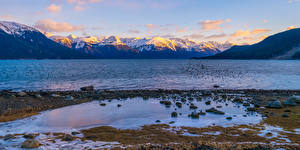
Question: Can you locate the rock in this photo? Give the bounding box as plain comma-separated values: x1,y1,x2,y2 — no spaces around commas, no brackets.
247,107,256,111
50,94,60,98
155,120,161,123
288,96,300,103
189,104,198,109
21,140,41,149
199,110,206,115
117,104,122,107
284,109,291,112
171,112,178,117
80,85,94,91
205,107,225,115
189,112,200,119
63,134,75,141
71,132,80,135
233,98,243,103
169,121,175,124
282,113,289,118
23,134,36,139
100,103,106,106
243,103,250,106
205,101,211,105
175,102,182,108
282,99,297,106
3,134,14,140
34,94,42,99
17,91,26,97
64,96,74,101
226,117,232,120
160,101,171,107
213,84,220,88
216,105,222,108
188,97,194,101
266,100,282,108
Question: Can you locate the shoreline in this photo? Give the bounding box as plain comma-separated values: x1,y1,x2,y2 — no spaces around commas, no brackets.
0,88,299,149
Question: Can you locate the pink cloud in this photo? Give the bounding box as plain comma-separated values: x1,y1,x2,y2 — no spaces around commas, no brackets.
34,19,84,32
46,4,62,13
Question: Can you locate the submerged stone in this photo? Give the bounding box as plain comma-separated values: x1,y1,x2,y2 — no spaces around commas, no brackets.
205,107,225,115
21,140,41,149
175,102,182,108
171,112,178,117
80,85,94,91
266,100,282,108
287,96,300,104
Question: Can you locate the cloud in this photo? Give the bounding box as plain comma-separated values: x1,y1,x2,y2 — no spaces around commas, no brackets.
145,24,161,29
34,19,84,33
128,29,140,34
251,29,271,34
287,26,297,30
175,27,187,33
288,0,300,3
230,28,271,38
198,19,231,31
185,34,204,39
46,4,62,13
204,33,227,39
66,0,103,11
0,14,15,21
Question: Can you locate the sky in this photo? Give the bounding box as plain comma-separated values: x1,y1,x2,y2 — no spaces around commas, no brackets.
0,0,300,44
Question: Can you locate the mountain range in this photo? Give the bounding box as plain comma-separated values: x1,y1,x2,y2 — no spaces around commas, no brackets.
0,21,233,59
204,28,300,59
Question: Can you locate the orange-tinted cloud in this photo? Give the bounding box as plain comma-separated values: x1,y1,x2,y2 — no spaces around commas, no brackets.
66,0,103,11
198,19,231,31
175,27,187,33
0,14,15,21
145,24,161,29
204,33,227,39
46,4,61,13
251,29,271,34
128,29,140,34
287,26,297,30
185,34,204,39
230,28,271,38
34,19,84,32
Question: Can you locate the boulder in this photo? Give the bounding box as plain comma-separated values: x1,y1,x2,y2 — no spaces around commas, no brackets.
3,134,14,140
80,86,94,91
171,112,178,117
288,96,300,103
23,134,36,139
64,96,74,101
63,134,75,141
282,99,297,106
49,94,61,98
205,107,225,115
266,100,282,108
17,91,26,97
21,140,41,149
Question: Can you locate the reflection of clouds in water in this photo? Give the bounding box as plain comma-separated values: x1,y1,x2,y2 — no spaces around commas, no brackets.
0,97,262,135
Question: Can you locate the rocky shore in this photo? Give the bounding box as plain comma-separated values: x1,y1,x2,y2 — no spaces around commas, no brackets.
0,87,300,149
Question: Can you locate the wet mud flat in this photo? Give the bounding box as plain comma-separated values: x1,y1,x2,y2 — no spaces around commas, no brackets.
0,88,300,149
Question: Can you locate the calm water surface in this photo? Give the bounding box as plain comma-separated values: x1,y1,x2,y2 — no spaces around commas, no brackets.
0,59,300,91
0,97,261,135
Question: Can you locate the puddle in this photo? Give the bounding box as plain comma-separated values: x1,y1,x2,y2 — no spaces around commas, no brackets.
0,97,262,135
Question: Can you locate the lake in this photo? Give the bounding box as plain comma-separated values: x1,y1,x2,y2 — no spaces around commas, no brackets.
1,59,300,91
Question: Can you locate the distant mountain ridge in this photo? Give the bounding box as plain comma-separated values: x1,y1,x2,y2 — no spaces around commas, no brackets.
48,34,233,59
0,21,233,59
0,21,89,59
204,28,300,59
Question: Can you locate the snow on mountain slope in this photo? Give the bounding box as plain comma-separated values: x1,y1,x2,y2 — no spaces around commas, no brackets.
0,21,38,36
47,34,233,53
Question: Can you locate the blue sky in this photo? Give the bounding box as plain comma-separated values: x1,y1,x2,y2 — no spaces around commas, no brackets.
0,0,299,44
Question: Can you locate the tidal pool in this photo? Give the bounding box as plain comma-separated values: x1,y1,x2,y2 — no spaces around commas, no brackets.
0,97,262,136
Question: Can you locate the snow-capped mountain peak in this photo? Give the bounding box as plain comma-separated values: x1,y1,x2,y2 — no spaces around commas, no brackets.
47,33,234,54
0,21,38,36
